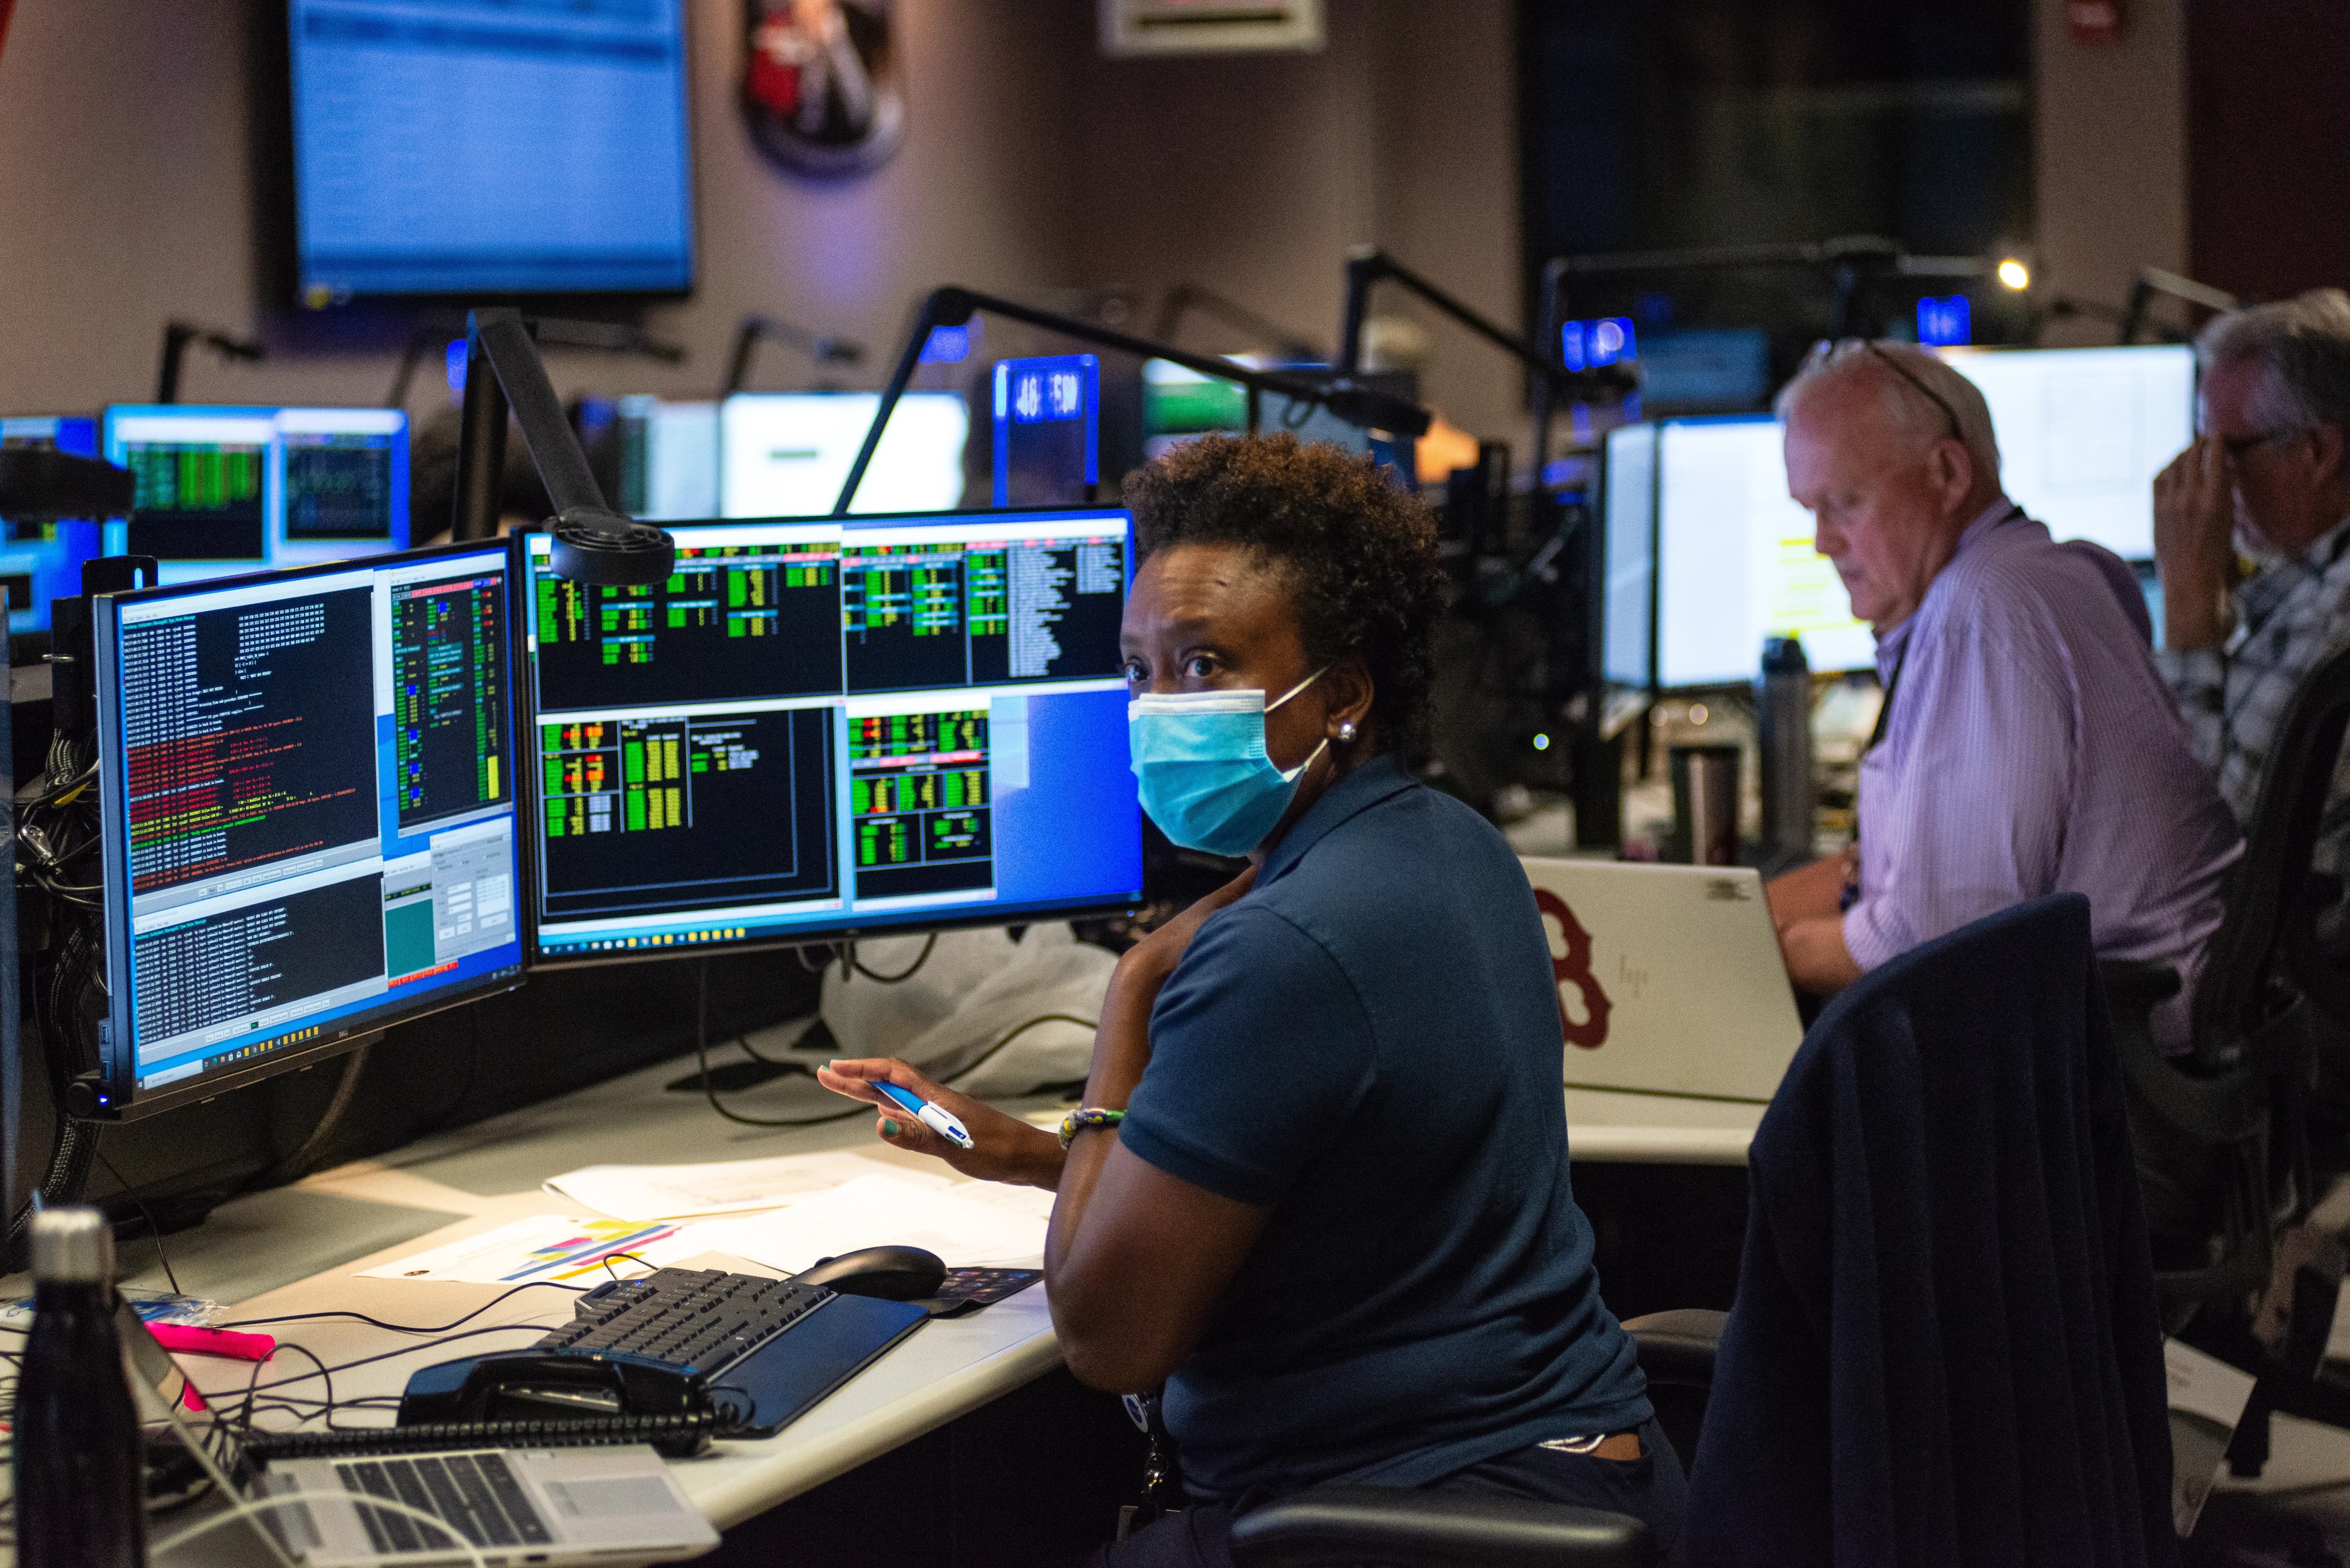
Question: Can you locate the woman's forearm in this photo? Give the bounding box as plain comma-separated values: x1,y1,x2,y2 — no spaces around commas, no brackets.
1047,962,1158,1273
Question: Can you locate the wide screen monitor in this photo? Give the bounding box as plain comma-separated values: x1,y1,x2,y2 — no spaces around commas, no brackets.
285,0,694,300
719,393,969,519
92,542,525,1120
0,415,106,633
1938,344,2193,561
1601,422,1657,689
1655,417,1875,689
102,406,408,585
519,509,1142,962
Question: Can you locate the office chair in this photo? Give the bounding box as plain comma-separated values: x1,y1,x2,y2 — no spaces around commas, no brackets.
1236,896,2170,1567
2100,641,2350,1475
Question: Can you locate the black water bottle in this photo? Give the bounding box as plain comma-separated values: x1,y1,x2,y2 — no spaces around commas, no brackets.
13,1207,146,1568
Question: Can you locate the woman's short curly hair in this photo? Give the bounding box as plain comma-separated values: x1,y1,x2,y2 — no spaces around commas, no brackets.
1124,433,1449,755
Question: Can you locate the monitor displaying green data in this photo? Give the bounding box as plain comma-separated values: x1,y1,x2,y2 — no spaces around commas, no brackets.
102,406,409,584
520,509,1143,962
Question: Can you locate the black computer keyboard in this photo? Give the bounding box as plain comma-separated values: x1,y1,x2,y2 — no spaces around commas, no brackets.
536,1267,834,1378
243,1410,725,1464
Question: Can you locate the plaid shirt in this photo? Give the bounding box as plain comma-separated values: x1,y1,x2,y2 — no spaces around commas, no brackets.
2157,517,2350,830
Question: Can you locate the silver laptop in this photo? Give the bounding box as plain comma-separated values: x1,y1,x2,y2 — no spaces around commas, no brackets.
252,1448,718,1566
117,1301,718,1566
1520,857,1806,1104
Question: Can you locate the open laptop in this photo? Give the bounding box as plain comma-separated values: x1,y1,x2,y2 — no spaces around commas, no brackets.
1519,858,1806,1104
116,1299,719,1567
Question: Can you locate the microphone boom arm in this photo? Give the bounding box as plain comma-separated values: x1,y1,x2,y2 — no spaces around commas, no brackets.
832,286,1435,518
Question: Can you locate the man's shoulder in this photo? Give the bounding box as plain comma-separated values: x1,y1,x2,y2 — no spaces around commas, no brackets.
1931,523,2130,641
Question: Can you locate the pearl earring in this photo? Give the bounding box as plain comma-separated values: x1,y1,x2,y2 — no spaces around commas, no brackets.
1337,720,1357,743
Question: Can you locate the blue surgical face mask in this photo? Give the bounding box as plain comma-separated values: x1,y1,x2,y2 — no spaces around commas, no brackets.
1129,670,1330,858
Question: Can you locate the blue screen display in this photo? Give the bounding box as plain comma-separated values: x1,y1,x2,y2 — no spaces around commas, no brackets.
993,355,1099,508
286,0,695,301
0,415,106,633
519,511,1143,961
94,544,524,1118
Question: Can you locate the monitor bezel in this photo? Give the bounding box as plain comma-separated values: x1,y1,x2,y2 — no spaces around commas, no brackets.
91,537,530,1123
515,507,1147,971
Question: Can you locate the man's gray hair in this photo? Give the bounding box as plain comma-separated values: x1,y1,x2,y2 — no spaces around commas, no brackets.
1773,338,2002,481
2196,288,2350,438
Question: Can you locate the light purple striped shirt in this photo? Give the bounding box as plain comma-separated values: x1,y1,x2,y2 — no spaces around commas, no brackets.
1845,501,2244,1015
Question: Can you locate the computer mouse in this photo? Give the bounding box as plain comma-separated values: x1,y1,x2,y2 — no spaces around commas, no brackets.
795,1245,948,1302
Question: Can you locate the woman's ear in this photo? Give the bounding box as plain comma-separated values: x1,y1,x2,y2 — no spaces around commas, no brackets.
1325,656,1375,740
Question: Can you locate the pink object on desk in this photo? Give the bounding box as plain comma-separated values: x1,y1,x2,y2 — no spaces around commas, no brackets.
149,1323,276,1361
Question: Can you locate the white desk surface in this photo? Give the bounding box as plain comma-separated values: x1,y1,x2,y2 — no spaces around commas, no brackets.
1563,1087,1764,1166
2,1038,1756,1561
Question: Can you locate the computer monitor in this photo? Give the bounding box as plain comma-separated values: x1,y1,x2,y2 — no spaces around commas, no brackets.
285,0,694,300
102,406,410,584
1601,422,1658,690
91,542,524,1120
1938,344,2194,561
1141,358,1371,462
519,509,1142,963
0,415,106,633
1655,416,1874,690
617,396,719,521
719,393,969,518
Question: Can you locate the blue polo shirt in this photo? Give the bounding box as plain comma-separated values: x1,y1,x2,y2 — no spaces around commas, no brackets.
1120,754,1649,1505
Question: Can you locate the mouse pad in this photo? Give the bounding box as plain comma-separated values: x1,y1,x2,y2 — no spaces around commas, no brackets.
726,1292,929,1437
940,1267,1042,1310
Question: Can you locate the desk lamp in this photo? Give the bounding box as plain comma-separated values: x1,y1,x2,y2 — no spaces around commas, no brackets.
834,286,1434,518
450,308,675,586
722,314,866,396
387,316,687,410
154,319,266,405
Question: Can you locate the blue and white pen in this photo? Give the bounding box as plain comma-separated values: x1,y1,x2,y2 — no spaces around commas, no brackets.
873,1080,976,1150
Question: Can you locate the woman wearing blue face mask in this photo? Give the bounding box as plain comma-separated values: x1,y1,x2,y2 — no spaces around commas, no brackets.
820,434,1676,1566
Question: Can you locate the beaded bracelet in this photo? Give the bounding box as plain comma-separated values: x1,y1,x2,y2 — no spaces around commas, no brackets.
1059,1107,1126,1150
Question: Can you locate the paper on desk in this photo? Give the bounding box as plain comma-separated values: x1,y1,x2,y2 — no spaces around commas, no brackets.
359,1215,710,1285
694,1173,1056,1275
543,1150,950,1222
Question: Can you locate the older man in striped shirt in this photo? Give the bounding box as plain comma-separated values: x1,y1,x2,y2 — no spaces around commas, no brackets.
1763,341,2243,1034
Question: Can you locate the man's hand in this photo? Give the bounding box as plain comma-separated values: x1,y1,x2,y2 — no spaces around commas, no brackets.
1765,847,1856,935
2154,434,2236,651
1780,914,1863,997
816,1056,1066,1189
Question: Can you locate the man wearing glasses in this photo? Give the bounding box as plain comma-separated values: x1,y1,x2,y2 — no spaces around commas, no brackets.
1765,339,2242,1040
2154,290,2350,874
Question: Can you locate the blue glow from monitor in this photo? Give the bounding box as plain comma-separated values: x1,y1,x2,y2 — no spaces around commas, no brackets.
994,355,1100,508
1917,295,1972,347
922,324,976,364
1562,318,1637,372
0,417,109,632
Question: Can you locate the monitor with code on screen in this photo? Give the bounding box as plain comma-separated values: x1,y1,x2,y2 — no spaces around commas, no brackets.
92,543,524,1120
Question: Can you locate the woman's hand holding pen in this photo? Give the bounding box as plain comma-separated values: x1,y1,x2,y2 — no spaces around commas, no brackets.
815,1057,1066,1189
817,866,1260,1189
